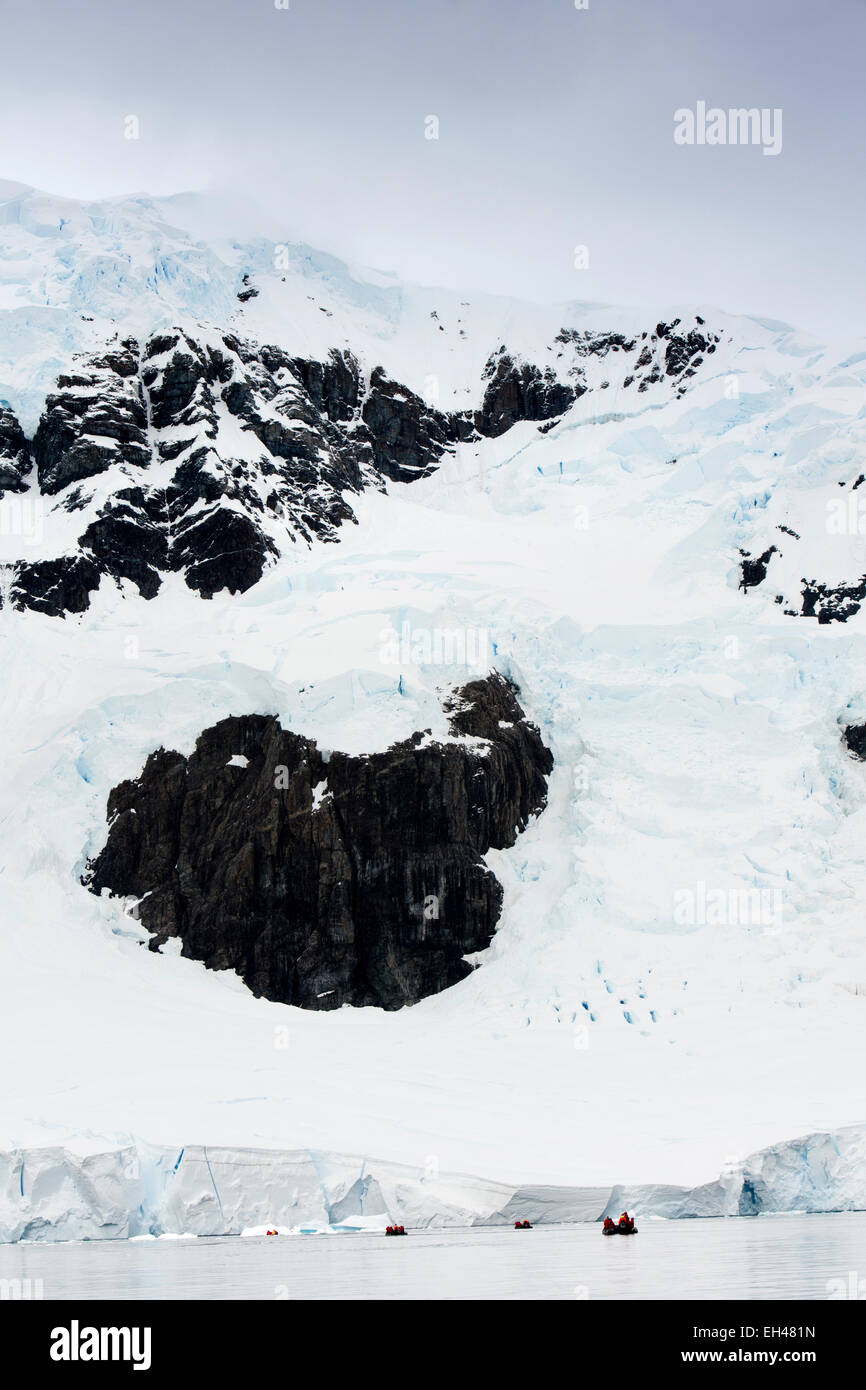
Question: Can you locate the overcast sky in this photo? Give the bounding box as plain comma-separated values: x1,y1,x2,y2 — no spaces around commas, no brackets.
0,0,863,337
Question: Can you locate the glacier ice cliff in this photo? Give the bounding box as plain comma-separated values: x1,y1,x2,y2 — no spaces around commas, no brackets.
2,1124,866,1244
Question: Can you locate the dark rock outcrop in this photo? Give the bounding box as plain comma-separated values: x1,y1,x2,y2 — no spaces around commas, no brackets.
7,332,478,616
34,340,149,495
288,348,360,423
739,545,778,591
843,721,866,761
799,576,866,625
551,318,718,398
553,328,637,358
740,519,866,623
655,319,717,380
476,350,577,437
0,406,32,495
2,313,728,617
740,469,866,623
6,553,104,617
237,274,258,303
85,674,553,1010
361,367,469,481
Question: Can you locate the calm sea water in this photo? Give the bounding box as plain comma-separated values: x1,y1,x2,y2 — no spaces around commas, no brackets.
2,1213,865,1300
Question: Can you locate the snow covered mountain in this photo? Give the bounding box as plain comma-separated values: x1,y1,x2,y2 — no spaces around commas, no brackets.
0,182,727,617
2,181,866,1239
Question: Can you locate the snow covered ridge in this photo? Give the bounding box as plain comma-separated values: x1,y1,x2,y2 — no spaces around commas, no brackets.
5,183,866,626
0,182,729,434
0,314,727,618
3,1124,865,1244
0,180,788,620
0,329,463,616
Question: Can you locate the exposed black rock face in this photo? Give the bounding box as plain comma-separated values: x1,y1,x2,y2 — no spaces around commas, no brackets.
551,318,719,398
2,313,728,617
0,406,32,495
85,674,553,1010
843,721,866,760
553,328,637,356
6,553,104,617
739,545,778,590
237,274,259,303
361,367,470,481
34,340,149,495
6,332,480,616
743,560,866,624
288,349,361,423
799,577,866,624
655,320,717,379
476,350,577,437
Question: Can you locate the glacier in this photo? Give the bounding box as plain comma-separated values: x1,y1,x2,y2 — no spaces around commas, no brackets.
4,1125,866,1244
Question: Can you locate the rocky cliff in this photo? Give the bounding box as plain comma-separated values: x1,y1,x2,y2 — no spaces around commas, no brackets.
85,673,553,1010
0,406,31,496
1,314,725,617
